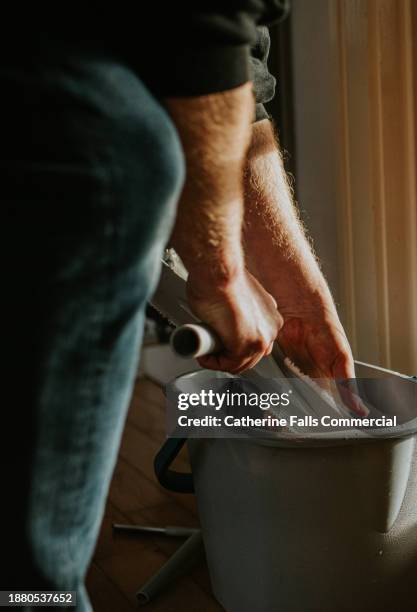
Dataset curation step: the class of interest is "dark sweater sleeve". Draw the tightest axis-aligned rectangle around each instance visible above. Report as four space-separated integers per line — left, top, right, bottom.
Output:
250 26 276 121
132 1 289 97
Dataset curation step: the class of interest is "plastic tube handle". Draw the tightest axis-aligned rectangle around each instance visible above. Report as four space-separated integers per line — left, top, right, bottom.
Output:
170 323 222 358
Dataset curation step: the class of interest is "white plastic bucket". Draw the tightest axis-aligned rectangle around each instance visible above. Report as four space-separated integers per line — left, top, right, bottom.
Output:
180 362 417 612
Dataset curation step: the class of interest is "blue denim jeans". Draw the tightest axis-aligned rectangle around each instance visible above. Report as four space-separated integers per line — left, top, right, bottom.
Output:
0 51 184 610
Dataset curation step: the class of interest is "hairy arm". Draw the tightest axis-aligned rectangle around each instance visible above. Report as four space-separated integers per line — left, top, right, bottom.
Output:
243 119 328 311
243 119 362 395
163 88 282 373
164 86 251 285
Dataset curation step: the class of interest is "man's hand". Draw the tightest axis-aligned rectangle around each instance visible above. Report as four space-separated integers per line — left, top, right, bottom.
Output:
164 85 282 373
243 120 356 382
187 268 282 373
275 296 354 380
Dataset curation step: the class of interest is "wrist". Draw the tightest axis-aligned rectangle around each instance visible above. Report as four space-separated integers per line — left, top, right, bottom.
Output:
178 233 245 293
245 233 333 311
172 187 245 292
187 257 244 299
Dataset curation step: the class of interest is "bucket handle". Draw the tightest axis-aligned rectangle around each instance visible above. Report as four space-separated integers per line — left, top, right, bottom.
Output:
154 437 194 494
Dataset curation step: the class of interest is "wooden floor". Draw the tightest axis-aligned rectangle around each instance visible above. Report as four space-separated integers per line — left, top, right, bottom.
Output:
86 374 223 612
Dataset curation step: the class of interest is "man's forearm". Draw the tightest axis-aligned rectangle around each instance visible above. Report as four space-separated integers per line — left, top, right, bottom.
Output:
164 84 253 288
243 119 333 314
242 118 361 389
162 86 281 374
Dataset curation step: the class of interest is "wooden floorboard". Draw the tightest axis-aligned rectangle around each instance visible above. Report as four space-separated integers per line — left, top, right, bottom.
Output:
87 564 133 612
86 374 223 612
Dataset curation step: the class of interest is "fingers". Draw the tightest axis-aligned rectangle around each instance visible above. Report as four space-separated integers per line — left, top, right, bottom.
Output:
188 269 283 374
333 353 369 417
209 304 282 373
277 318 369 416
198 329 279 374
332 351 355 380
265 342 274 356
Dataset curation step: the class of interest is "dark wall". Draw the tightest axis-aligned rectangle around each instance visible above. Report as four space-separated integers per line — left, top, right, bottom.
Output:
265 16 296 181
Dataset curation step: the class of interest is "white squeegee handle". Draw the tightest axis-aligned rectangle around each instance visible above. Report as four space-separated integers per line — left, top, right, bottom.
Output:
170 323 288 361
170 323 222 358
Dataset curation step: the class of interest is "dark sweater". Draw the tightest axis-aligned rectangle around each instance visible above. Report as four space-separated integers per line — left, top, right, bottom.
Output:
3 3 288 116
129 2 289 98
